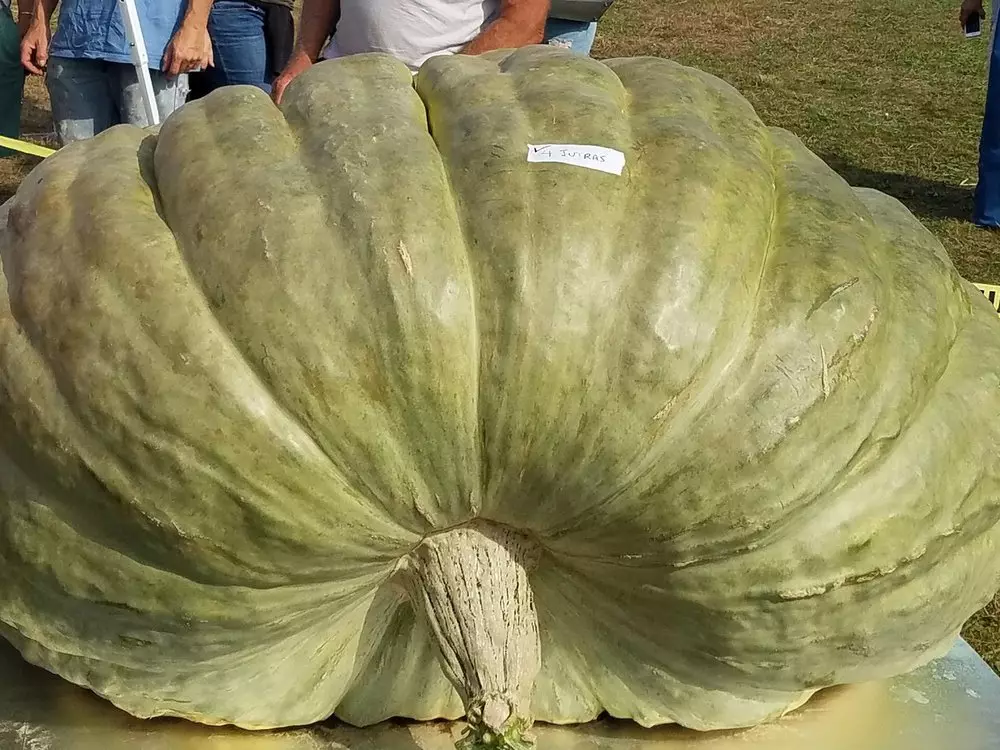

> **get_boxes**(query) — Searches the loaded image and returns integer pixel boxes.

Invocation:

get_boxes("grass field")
[2,0,999,671]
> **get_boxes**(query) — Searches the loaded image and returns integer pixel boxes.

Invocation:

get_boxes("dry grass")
[0,77,50,203]
[1,3,52,204]
[964,596,1000,672]
[596,0,1000,283]
[2,0,1000,671]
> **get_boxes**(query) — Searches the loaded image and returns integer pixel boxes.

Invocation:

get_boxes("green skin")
[1,46,1000,749]
[457,718,534,750]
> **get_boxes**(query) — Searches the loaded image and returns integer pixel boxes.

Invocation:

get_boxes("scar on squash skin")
[653,396,676,421]
[397,240,414,277]
[807,277,861,319]
[820,345,830,399]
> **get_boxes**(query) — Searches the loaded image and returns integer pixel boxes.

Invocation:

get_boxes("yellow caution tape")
[0,135,56,159]
[974,283,1000,316]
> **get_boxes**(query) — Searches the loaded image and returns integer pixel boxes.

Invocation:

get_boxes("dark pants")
[191,0,289,100]
[0,9,25,157]
[976,23,1000,227]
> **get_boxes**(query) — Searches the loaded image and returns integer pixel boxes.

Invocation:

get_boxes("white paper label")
[526,144,626,175]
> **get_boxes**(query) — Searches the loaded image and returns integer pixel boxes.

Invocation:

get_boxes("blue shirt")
[50,0,186,71]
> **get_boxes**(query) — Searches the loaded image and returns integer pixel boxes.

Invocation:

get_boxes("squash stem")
[398,521,541,750]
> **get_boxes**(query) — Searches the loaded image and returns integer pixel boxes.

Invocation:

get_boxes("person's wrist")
[181,6,210,30]
[294,43,322,64]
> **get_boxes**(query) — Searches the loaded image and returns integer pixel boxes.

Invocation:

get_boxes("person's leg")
[0,8,25,157]
[543,18,598,56]
[201,0,270,96]
[45,57,118,144]
[151,70,190,122]
[975,24,1000,228]
[117,63,190,126]
[187,70,211,102]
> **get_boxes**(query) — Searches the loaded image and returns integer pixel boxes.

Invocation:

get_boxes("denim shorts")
[543,18,598,56]
[46,56,189,145]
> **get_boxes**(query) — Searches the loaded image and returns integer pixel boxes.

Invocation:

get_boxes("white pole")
[117,0,160,126]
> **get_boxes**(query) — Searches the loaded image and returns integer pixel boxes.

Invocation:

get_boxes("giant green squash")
[1,47,1000,750]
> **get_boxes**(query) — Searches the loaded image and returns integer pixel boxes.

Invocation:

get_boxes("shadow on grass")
[821,152,975,223]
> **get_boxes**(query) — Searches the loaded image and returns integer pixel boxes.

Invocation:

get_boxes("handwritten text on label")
[526,144,626,176]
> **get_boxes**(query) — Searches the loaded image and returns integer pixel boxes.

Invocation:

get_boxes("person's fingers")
[21,37,35,69]
[167,45,215,74]
[21,42,44,76]
[272,52,315,104]
[272,77,287,105]
[21,44,37,74]
[205,33,215,69]
[37,30,50,64]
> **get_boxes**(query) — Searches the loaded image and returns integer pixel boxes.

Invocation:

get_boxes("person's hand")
[272,49,314,105]
[162,23,214,77]
[960,0,985,26]
[19,17,50,76]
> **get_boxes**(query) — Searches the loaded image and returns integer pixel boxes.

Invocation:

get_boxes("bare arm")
[18,0,57,28]
[182,0,215,28]
[19,0,59,75]
[462,0,550,56]
[272,0,340,104]
[297,0,342,62]
[31,0,59,22]
[163,0,215,76]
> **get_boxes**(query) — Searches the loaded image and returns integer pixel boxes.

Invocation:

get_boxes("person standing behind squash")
[0,0,29,157]
[187,0,294,99]
[961,0,1000,227]
[271,0,550,104]
[19,0,214,145]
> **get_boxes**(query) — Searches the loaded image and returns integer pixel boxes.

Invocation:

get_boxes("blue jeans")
[202,0,271,95]
[46,57,188,145]
[976,17,1000,227]
[543,18,598,55]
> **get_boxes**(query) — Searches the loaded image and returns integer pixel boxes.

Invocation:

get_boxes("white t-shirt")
[322,0,501,71]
